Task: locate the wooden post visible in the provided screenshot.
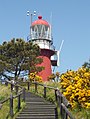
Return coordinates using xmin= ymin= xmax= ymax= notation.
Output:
xmin=60 ymin=96 xmax=63 ymax=118
xmin=61 ymin=103 xmax=75 ymax=119
xmin=10 ymin=94 xmax=13 ymax=117
xmin=5 ymin=81 xmax=8 ymax=86
xmin=11 ymin=84 xmax=13 ymax=91
xmin=57 ymin=91 xmax=60 ymax=106
xmin=64 ymin=112 xmax=68 ymax=119
xmin=22 ymin=88 xmax=25 ymax=102
xmin=55 ymin=107 xmax=58 ymax=119
xmin=55 ymin=88 xmax=58 ymax=101
xmin=35 ymin=82 xmax=37 ymax=93
xmin=18 ymin=94 xmax=21 ymax=110
xmin=44 ymin=85 xmax=46 ymax=98
xmin=27 ymin=82 xmax=30 ymax=90
xmin=60 ymin=95 xmax=63 ymax=105
xmin=16 ymin=86 xmax=18 ymax=94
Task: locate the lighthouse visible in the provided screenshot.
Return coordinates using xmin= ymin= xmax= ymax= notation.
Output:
xmin=29 ymin=15 xmax=59 ymax=81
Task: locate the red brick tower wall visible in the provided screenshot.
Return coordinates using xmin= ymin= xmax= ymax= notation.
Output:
xmin=38 ymin=49 xmax=54 ymax=81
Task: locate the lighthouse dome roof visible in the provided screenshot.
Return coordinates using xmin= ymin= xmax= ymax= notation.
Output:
xmin=32 ymin=16 xmax=50 ymax=27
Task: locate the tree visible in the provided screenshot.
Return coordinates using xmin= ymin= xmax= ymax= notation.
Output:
xmin=0 ymin=38 xmax=44 ymax=80
xmin=83 ymin=59 xmax=90 ymax=69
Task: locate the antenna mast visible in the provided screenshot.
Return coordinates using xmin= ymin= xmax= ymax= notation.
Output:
xmin=50 ymin=12 xmax=52 ymax=40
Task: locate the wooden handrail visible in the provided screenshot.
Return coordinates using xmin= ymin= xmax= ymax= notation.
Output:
xmin=13 ymin=92 xmax=22 ymax=99
xmin=0 ymin=80 xmax=26 ymax=117
xmin=0 ymin=97 xmax=10 ymax=104
xmin=61 ymin=103 xmax=75 ymax=119
xmin=2 ymin=80 xmax=75 ymax=119
xmin=25 ymin=81 xmax=75 ymax=119
xmin=56 ymin=90 xmax=71 ymax=108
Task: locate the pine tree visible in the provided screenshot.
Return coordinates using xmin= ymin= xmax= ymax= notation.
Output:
xmin=0 ymin=38 xmax=44 ymax=80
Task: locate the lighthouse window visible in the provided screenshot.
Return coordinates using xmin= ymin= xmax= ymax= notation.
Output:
xmin=37 ymin=25 xmax=42 ymax=31
xmin=31 ymin=24 xmax=51 ymax=40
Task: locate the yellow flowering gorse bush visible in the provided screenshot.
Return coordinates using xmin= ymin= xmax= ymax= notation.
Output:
xmin=60 ymin=67 xmax=90 ymax=108
xmin=29 ymin=72 xmax=43 ymax=82
xmin=48 ymin=72 xmax=60 ymax=82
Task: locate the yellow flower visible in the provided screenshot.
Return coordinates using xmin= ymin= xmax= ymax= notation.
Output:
xmin=82 ymin=97 xmax=86 ymax=101
xmin=85 ymin=103 xmax=90 ymax=108
xmin=60 ymin=67 xmax=90 ymax=108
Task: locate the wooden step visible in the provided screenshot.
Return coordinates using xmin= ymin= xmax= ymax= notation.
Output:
xmin=16 ymin=92 xmax=58 ymax=119
xmin=16 ymin=115 xmax=56 ymax=119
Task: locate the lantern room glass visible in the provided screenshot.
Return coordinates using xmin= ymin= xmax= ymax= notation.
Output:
xmin=30 ymin=24 xmax=51 ymax=40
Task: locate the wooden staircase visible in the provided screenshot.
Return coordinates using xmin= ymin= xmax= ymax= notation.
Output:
xmin=16 ymin=92 xmax=58 ymax=119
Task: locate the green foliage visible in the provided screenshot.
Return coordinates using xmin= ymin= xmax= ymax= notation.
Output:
xmin=46 ymin=88 xmax=55 ymax=103
xmin=71 ymin=108 xmax=90 ymax=119
xmin=0 ymin=85 xmax=10 ymax=119
xmin=0 ymin=38 xmax=43 ymax=80
xmin=0 ymin=84 xmax=11 ymax=98
xmin=0 ymin=84 xmax=26 ymax=119
xmin=83 ymin=59 xmax=90 ymax=69
xmin=0 ymin=96 xmax=5 ymax=101
xmin=0 ymin=101 xmax=10 ymax=119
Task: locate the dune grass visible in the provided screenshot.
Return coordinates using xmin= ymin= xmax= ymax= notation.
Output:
xmin=0 ymin=82 xmax=90 ymax=119
xmin=0 ymin=83 xmax=25 ymax=119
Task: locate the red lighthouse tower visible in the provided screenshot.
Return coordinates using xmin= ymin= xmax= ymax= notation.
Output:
xmin=30 ymin=16 xmax=58 ymax=81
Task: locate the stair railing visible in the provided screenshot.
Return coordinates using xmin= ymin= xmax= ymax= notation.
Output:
xmin=56 ymin=89 xmax=75 ymax=119
xmin=5 ymin=82 xmax=75 ymax=119
xmin=0 ymin=80 xmax=26 ymax=117
xmin=26 ymin=81 xmax=75 ymax=119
